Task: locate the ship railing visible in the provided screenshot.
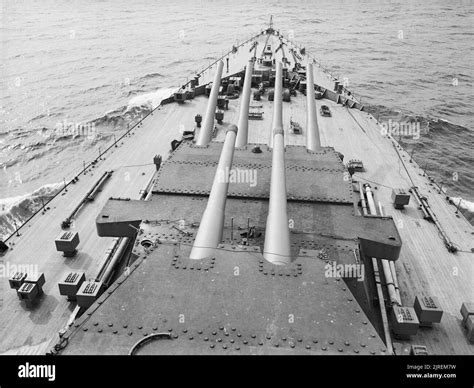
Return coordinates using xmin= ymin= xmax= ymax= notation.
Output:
xmin=2 ymin=96 xmax=166 ymax=243
xmin=179 ymin=32 xmax=262 ymax=93
xmin=1 ymin=29 xmax=265 ymax=244
xmin=279 ymin=32 xmax=363 ymax=105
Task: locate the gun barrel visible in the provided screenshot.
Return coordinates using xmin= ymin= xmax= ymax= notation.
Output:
xmin=235 ymin=60 xmax=255 ymax=147
xmin=196 ymin=61 xmax=224 ymax=146
xmin=306 ymin=63 xmax=321 ymax=151
xmin=263 ymin=62 xmax=291 ymax=265
xmin=190 ymin=125 xmax=238 ymax=259
xmin=269 ymin=60 xmax=283 ymax=149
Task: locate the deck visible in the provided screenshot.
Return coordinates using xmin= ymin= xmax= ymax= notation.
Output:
xmin=0 ymin=30 xmax=472 ymax=355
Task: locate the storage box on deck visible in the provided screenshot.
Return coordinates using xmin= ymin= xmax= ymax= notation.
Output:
xmin=413 ymin=295 xmax=443 ymax=326
xmin=410 ymin=345 xmax=428 ymax=355
xmin=25 ymin=272 xmax=46 ymax=292
xmin=9 ymin=272 xmax=27 ymax=290
xmin=391 ymin=306 xmax=419 ymax=338
xmin=17 ymin=272 xmax=45 ymax=305
xmin=55 ymin=231 xmax=80 ymax=257
xmin=76 ymin=281 xmax=104 ymax=309
xmin=58 ymin=272 xmax=86 ymax=301
xmin=391 ymin=188 xmax=411 ymax=209
xmin=17 ymin=282 xmax=39 ymax=304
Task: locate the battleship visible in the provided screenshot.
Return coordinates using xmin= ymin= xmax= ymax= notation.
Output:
xmin=0 ymin=17 xmax=473 ymax=357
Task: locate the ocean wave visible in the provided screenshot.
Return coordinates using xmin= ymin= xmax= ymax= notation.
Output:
xmin=26 ymin=141 xmax=47 ymax=151
xmin=0 ymin=182 xmax=62 ymax=240
xmin=1 ymin=87 xmax=178 ymax=166
xmin=82 ymin=83 xmax=113 ymax=93
xmin=449 ymin=196 xmax=474 ymax=212
xmin=365 ymin=104 xmax=471 ymax=133
xmin=449 ymin=197 xmax=474 ymax=224
xmin=29 ymin=112 xmax=61 ymax=122
xmin=126 ymin=89 xmax=146 ymax=97
xmin=42 ymin=87 xmax=179 ymax=135
xmin=0 ymin=158 xmax=19 ymax=169
xmin=139 ymin=72 xmax=164 ymax=80
xmin=126 ymin=87 xmax=177 ymax=111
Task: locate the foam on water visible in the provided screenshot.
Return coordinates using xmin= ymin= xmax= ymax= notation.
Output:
xmin=0 ymin=182 xmax=62 ymax=238
xmin=449 ymin=197 xmax=474 ymax=213
xmin=126 ymin=87 xmax=177 ymax=111
xmin=0 ymin=182 xmax=62 ymax=213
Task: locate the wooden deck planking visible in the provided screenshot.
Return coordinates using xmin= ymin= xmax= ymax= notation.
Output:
xmin=319 ymin=103 xmax=473 ymax=354
xmin=0 ymin=100 xmax=204 ymax=354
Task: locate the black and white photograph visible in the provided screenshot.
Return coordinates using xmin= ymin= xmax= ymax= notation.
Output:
xmin=0 ymin=0 xmax=473 ymax=386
